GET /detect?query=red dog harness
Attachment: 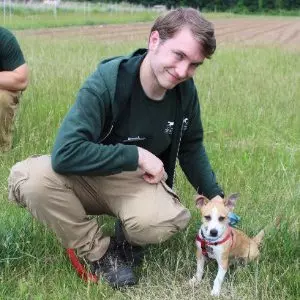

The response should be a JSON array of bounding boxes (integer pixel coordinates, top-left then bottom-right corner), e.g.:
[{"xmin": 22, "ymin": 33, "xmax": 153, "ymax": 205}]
[{"xmin": 196, "ymin": 228, "xmax": 233, "ymax": 257}]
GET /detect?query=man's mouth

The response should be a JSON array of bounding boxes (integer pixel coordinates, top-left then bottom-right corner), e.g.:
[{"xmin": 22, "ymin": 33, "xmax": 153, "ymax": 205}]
[{"xmin": 166, "ymin": 70, "xmax": 181, "ymax": 83}]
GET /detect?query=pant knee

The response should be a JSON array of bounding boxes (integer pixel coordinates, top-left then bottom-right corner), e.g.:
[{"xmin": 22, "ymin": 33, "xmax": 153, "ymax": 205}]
[
  {"xmin": 124, "ymin": 222, "xmax": 180, "ymax": 246},
  {"xmin": 8, "ymin": 156, "xmax": 54, "ymax": 210},
  {"xmin": 22, "ymin": 178, "xmax": 49, "ymax": 211},
  {"xmin": 174, "ymin": 208, "xmax": 191, "ymax": 230},
  {"xmin": 123, "ymin": 209, "xmax": 191, "ymax": 245},
  {"xmin": 123, "ymin": 221, "xmax": 166, "ymax": 245}
]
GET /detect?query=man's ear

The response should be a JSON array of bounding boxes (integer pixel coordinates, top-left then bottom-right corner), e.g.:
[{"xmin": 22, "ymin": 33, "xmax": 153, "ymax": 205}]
[
  {"xmin": 224, "ymin": 193, "xmax": 239, "ymax": 210},
  {"xmin": 148, "ymin": 30, "xmax": 160, "ymax": 51},
  {"xmin": 195, "ymin": 194, "xmax": 209, "ymax": 208}
]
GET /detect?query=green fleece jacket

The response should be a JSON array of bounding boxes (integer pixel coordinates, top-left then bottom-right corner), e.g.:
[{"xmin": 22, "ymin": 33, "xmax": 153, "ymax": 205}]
[
  {"xmin": 0, "ymin": 27, "xmax": 25, "ymax": 71},
  {"xmin": 52, "ymin": 49, "xmax": 223, "ymax": 198}
]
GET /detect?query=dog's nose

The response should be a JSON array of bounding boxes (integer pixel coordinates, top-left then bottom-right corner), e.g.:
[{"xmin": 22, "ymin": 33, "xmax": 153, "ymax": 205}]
[{"xmin": 210, "ymin": 229, "xmax": 218, "ymax": 237}]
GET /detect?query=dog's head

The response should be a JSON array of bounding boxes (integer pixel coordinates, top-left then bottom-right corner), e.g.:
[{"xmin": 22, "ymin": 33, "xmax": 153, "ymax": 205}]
[{"xmin": 196, "ymin": 194, "xmax": 239, "ymax": 240}]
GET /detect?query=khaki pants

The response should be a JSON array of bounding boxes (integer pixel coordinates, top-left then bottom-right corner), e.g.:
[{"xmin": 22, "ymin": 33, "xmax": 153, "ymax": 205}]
[
  {"xmin": 8, "ymin": 155, "xmax": 191, "ymax": 262},
  {"xmin": 0, "ymin": 89, "xmax": 20, "ymax": 152}
]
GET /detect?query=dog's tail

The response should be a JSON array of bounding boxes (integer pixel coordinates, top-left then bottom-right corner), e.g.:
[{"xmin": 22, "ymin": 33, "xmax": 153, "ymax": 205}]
[
  {"xmin": 252, "ymin": 229, "xmax": 265, "ymax": 245},
  {"xmin": 252, "ymin": 216, "xmax": 281, "ymax": 245}
]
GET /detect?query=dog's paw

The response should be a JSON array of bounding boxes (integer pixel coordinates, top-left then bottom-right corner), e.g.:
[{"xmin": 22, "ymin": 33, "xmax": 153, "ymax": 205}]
[
  {"xmin": 211, "ymin": 288, "xmax": 221, "ymax": 297},
  {"xmin": 189, "ymin": 276, "xmax": 201, "ymax": 286}
]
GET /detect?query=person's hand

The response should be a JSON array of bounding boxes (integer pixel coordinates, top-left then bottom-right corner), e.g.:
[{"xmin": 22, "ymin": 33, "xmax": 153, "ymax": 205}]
[{"xmin": 137, "ymin": 147, "xmax": 165, "ymax": 184}]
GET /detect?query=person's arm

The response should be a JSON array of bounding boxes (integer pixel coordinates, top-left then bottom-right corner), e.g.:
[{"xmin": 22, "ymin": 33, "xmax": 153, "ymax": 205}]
[
  {"xmin": 52, "ymin": 83, "xmax": 165, "ymax": 181},
  {"xmin": 178, "ymin": 87, "xmax": 224, "ymax": 199},
  {"xmin": 0, "ymin": 63, "xmax": 29, "ymax": 91},
  {"xmin": 51, "ymin": 81, "xmax": 140, "ymax": 176}
]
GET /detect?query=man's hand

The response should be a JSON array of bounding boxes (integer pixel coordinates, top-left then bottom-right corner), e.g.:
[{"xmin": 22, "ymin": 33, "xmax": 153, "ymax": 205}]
[
  {"xmin": 0, "ymin": 64, "xmax": 29, "ymax": 91},
  {"xmin": 137, "ymin": 147, "xmax": 165, "ymax": 184}
]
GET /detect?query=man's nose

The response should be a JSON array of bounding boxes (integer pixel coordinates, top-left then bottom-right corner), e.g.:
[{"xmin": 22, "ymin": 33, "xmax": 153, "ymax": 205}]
[{"xmin": 176, "ymin": 62, "xmax": 189, "ymax": 79}]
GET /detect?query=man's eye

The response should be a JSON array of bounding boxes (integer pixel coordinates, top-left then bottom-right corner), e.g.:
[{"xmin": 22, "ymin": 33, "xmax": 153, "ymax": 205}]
[
  {"xmin": 191, "ymin": 63, "xmax": 200, "ymax": 69},
  {"xmin": 175, "ymin": 52, "xmax": 183, "ymax": 60},
  {"xmin": 219, "ymin": 216, "xmax": 225, "ymax": 222},
  {"xmin": 204, "ymin": 215, "xmax": 211, "ymax": 221}
]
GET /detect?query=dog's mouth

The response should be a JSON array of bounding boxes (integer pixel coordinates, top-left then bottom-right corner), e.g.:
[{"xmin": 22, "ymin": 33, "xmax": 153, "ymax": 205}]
[
  {"xmin": 202, "ymin": 224, "xmax": 231, "ymax": 241},
  {"xmin": 201, "ymin": 228, "xmax": 221, "ymax": 241}
]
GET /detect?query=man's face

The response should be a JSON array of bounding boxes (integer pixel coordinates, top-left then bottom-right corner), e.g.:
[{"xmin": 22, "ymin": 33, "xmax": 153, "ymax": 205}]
[{"xmin": 148, "ymin": 27, "xmax": 205, "ymax": 90}]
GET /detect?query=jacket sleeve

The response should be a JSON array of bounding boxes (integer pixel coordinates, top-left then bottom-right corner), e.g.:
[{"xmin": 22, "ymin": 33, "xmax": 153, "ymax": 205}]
[
  {"xmin": 51, "ymin": 76, "xmax": 138, "ymax": 176},
  {"xmin": 178, "ymin": 87, "xmax": 224, "ymax": 199},
  {"xmin": 2, "ymin": 31, "xmax": 26, "ymax": 70}
]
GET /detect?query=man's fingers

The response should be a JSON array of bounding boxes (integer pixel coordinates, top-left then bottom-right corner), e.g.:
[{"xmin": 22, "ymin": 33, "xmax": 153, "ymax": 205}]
[
  {"xmin": 142, "ymin": 174, "xmax": 156, "ymax": 184},
  {"xmin": 143, "ymin": 169, "xmax": 164, "ymax": 184},
  {"xmin": 142, "ymin": 174, "xmax": 154, "ymax": 184}
]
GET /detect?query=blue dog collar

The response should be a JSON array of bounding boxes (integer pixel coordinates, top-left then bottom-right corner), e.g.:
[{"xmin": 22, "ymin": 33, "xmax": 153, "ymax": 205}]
[{"xmin": 228, "ymin": 212, "xmax": 241, "ymax": 227}]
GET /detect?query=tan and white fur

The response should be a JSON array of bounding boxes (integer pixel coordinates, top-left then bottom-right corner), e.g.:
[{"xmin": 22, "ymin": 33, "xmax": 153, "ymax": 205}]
[{"xmin": 189, "ymin": 194, "xmax": 264, "ymax": 297}]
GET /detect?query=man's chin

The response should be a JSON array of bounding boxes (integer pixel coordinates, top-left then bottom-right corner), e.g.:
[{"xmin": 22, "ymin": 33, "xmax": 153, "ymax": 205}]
[{"xmin": 160, "ymin": 80, "xmax": 179, "ymax": 90}]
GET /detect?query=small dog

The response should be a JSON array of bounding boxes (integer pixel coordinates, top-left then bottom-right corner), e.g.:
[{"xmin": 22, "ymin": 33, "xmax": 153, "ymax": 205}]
[{"xmin": 189, "ymin": 194, "xmax": 264, "ymax": 296}]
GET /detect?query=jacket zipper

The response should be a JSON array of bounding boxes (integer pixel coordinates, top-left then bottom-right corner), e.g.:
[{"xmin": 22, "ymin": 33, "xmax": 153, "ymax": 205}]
[
  {"xmin": 170, "ymin": 119, "xmax": 185, "ymax": 189},
  {"xmin": 100, "ymin": 124, "xmax": 114, "ymax": 143}
]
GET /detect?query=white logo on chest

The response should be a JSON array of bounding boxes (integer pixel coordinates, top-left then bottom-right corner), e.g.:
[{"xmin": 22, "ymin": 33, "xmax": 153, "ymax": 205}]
[
  {"xmin": 183, "ymin": 118, "xmax": 189, "ymax": 130},
  {"xmin": 164, "ymin": 121, "xmax": 174, "ymax": 134}
]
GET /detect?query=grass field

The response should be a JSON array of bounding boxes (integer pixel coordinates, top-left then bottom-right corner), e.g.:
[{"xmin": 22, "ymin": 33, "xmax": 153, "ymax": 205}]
[
  {"xmin": 0, "ymin": 1, "xmax": 162, "ymax": 29},
  {"xmin": 0, "ymin": 10, "xmax": 160, "ymax": 30},
  {"xmin": 0, "ymin": 14, "xmax": 299, "ymax": 300},
  {"xmin": 2, "ymin": 3, "xmax": 298, "ymax": 30}
]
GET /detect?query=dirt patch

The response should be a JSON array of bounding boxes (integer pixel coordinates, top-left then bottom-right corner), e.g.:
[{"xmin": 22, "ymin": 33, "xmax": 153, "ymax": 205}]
[
  {"xmin": 18, "ymin": 18, "xmax": 300, "ymax": 50},
  {"xmin": 214, "ymin": 18, "xmax": 300, "ymax": 50}
]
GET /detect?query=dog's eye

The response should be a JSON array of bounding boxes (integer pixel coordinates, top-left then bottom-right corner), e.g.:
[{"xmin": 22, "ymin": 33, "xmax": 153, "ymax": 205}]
[
  {"xmin": 219, "ymin": 216, "xmax": 225, "ymax": 222},
  {"xmin": 204, "ymin": 215, "xmax": 211, "ymax": 221}
]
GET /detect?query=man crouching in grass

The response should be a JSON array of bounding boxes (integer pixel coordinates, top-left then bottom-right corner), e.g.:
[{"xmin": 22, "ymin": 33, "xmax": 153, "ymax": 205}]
[
  {"xmin": 0, "ymin": 27, "xmax": 29, "ymax": 151},
  {"xmin": 8, "ymin": 8, "xmax": 224, "ymax": 288}
]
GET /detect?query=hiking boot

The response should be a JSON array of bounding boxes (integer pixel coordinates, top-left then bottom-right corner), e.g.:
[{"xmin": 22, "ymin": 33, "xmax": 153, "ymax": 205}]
[
  {"xmin": 115, "ymin": 219, "xmax": 146, "ymax": 267},
  {"xmin": 91, "ymin": 238, "xmax": 136, "ymax": 288}
]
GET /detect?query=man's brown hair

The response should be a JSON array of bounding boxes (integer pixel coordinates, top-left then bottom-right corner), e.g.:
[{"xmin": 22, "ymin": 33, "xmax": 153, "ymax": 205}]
[{"xmin": 150, "ymin": 8, "xmax": 216, "ymax": 59}]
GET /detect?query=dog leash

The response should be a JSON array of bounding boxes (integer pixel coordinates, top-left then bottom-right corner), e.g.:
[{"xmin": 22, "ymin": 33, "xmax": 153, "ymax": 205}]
[{"xmin": 66, "ymin": 249, "xmax": 98, "ymax": 283}]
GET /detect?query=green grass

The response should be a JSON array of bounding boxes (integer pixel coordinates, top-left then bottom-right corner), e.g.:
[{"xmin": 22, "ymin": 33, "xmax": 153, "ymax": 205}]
[
  {"xmin": 0, "ymin": 26, "xmax": 299, "ymax": 299},
  {"xmin": 2, "ymin": 7, "xmax": 298, "ymax": 30},
  {"xmin": 0, "ymin": 10, "xmax": 159, "ymax": 30}
]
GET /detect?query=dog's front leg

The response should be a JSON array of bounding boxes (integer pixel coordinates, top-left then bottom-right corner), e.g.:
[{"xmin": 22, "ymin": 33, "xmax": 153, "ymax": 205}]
[
  {"xmin": 211, "ymin": 258, "xmax": 228, "ymax": 297},
  {"xmin": 189, "ymin": 249, "xmax": 205, "ymax": 285}
]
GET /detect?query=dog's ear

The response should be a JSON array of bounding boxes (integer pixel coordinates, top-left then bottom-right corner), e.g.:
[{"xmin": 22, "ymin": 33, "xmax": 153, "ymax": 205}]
[
  {"xmin": 195, "ymin": 194, "xmax": 209, "ymax": 208},
  {"xmin": 224, "ymin": 193, "xmax": 239, "ymax": 210}
]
